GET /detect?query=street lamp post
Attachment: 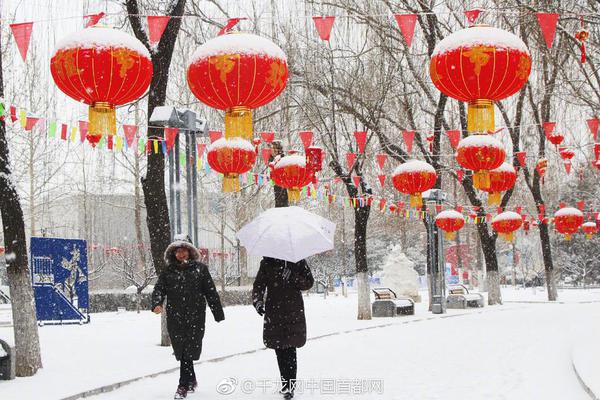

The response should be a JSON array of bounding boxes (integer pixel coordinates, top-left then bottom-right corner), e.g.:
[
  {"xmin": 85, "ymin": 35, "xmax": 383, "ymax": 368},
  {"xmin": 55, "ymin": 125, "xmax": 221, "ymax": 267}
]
[
  {"xmin": 423, "ymin": 189, "xmax": 447, "ymax": 314},
  {"xmin": 149, "ymin": 106, "xmax": 208, "ymax": 246}
]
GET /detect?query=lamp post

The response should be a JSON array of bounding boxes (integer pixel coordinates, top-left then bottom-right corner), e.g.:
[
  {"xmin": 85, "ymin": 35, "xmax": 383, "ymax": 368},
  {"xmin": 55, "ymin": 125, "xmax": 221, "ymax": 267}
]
[
  {"xmin": 423, "ymin": 189, "xmax": 447, "ymax": 314},
  {"xmin": 149, "ymin": 106, "xmax": 208, "ymax": 246}
]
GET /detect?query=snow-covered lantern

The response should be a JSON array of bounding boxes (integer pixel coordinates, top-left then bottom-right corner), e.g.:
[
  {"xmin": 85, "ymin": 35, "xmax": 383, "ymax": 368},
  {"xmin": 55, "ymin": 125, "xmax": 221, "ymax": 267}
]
[
  {"xmin": 50, "ymin": 27, "xmax": 153, "ymax": 146},
  {"xmin": 430, "ymin": 26, "xmax": 531, "ymax": 133},
  {"xmin": 582, "ymin": 221, "xmax": 598, "ymax": 239},
  {"xmin": 491, "ymin": 211, "xmax": 522, "ymax": 242},
  {"xmin": 270, "ymin": 154, "xmax": 315, "ymax": 203},
  {"xmin": 456, "ymin": 134, "xmax": 506, "ymax": 190},
  {"xmin": 435, "ymin": 210, "xmax": 465, "ymax": 240},
  {"xmin": 207, "ymin": 137, "xmax": 257, "ymax": 192},
  {"xmin": 481, "ymin": 162, "xmax": 517, "ymax": 205},
  {"xmin": 391, "ymin": 160, "xmax": 438, "ymax": 208},
  {"xmin": 554, "ymin": 207, "xmax": 584, "ymax": 241}
]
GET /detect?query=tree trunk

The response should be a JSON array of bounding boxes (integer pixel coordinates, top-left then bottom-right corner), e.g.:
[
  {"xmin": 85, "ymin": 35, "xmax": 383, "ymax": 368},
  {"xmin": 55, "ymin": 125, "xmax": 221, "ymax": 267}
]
[
  {"xmin": 539, "ymin": 223, "xmax": 558, "ymax": 301},
  {"xmin": 477, "ymin": 224, "xmax": 502, "ymax": 305},
  {"xmin": 354, "ymin": 205, "xmax": 371, "ymax": 320},
  {"xmin": 126, "ymin": 0, "xmax": 186, "ymax": 347},
  {"xmin": 0, "ymin": 12, "xmax": 42, "ymax": 377}
]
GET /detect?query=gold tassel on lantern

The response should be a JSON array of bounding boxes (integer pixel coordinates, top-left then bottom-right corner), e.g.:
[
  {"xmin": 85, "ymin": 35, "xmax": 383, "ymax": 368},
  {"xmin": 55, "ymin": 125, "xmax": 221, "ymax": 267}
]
[
  {"xmin": 467, "ymin": 99, "xmax": 494, "ymax": 133},
  {"xmin": 225, "ymin": 106, "xmax": 252, "ymax": 140},
  {"xmin": 444, "ymin": 231, "xmax": 456, "ymax": 241},
  {"xmin": 564, "ymin": 234, "xmax": 572, "ymax": 241},
  {"xmin": 409, "ymin": 193, "xmax": 423, "ymax": 208},
  {"xmin": 586, "ymin": 234, "xmax": 592, "ymax": 240},
  {"xmin": 473, "ymin": 170, "xmax": 491, "ymax": 190},
  {"xmin": 287, "ymin": 188, "xmax": 301, "ymax": 203},
  {"xmin": 488, "ymin": 191, "xmax": 501, "ymax": 206},
  {"xmin": 222, "ymin": 174, "xmax": 241, "ymax": 192},
  {"xmin": 89, "ymin": 102, "xmax": 116, "ymax": 137},
  {"xmin": 500, "ymin": 232, "xmax": 514, "ymax": 242}
]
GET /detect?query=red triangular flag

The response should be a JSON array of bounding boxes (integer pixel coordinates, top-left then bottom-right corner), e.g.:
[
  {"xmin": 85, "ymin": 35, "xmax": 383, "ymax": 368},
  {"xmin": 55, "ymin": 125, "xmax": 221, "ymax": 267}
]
[
  {"xmin": 497, "ymin": 207, "xmax": 504, "ymax": 214},
  {"xmin": 536, "ymin": 13, "xmax": 559, "ymax": 49},
  {"xmin": 107, "ymin": 135, "xmax": 114, "ymax": 150},
  {"xmin": 312, "ymin": 16, "xmax": 335, "ymax": 41},
  {"xmin": 542, "ymin": 121, "xmax": 555, "ymax": 138},
  {"xmin": 10, "ymin": 106, "xmax": 17, "ymax": 122},
  {"xmin": 402, "ymin": 130, "xmax": 415, "ymax": 153},
  {"xmin": 123, "ymin": 124, "xmax": 138, "ymax": 147},
  {"xmin": 559, "ymin": 201, "xmax": 566, "ymax": 208},
  {"xmin": 516, "ymin": 206, "xmax": 523, "ymax": 215},
  {"xmin": 197, "ymin": 143, "xmax": 207, "ymax": 157},
  {"xmin": 78, "ymin": 120, "xmax": 88, "ymax": 141},
  {"xmin": 346, "ymin": 152, "xmax": 357, "ymax": 171},
  {"xmin": 354, "ymin": 131, "xmax": 367, "ymax": 154},
  {"xmin": 61, "ymin": 124, "xmax": 68, "ymax": 140},
  {"xmin": 84, "ymin": 12, "xmax": 105, "ymax": 28},
  {"xmin": 261, "ymin": 148, "xmax": 272, "ymax": 165},
  {"xmin": 260, "ymin": 132, "xmax": 275, "ymax": 143},
  {"xmin": 577, "ymin": 200, "xmax": 585, "ymax": 211},
  {"xmin": 209, "ymin": 130, "xmax": 222, "ymax": 143},
  {"xmin": 594, "ymin": 143, "xmax": 600, "ymax": 161},
  {"xmin": 378, "ymin": 174, "xmax": 386, "ymax": 188},
  {"xmin": 446, "ymin": 130, "xmax": 461, "ymax": 149},
  {"xmin": 148, "ymin": 16, "xmax": 170, "ymax": 45},
  {"xmin": 165, "ymin": 127, "xmax": 179, "ymax": 152},
  {"xmin": 456, "ymin": 205, "xmax": 463, "ymax": 213},
  {"xmin": 10, "ymin": 22, "xmax": 34, "ymax": 62},
  {"xmin": 25, "ymin": 117, "xmax": 40, "ymax": 131},
  {"xmin": 376, "ymin": 153, "xmax": 387, "ymax": 170},
  {"xmin": 564, "ymin": 161, "xmax": 572, "ymax": 174},
  {"xmin": 516, "ymin": 151, "xmax": 527, "ymax": 168},
  {"xmin": 456, "ymin": 169, "xmax": 464, "ymax": 182},
  {"xmin": 218, "ymin": 18, "xmax": 245, "ymax": 36},
  {"xmin": 587, "ymin": 118, "xmax": 599, "ymax": 141},
  {"xmin": 394, "ymin": 14, "xmax": 417, "ymax": 48},
  {"xmin": 352, "ymin": 175, "xmax": 361, "ymax": 189},
  {"xmin": 464, "ymin": 9, "xmax": 481, "ymax": 25},
  {"xmin": 299, "ymin": 131, "xmax": 313, "ymax": 149}
]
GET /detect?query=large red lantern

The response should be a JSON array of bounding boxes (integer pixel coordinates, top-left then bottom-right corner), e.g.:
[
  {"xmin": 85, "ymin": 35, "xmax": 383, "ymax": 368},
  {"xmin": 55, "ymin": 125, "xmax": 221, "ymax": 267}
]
[
  {"xmin": 50, "ymin": 27, "xmax": 153, "ymax": 145},
  {"xmin": 554, "ymin": 207, "xmax": 584, "ymax": 241},
  {"xmin": 187, "ymin": 33, "xmax": 288, "ymax": 141},
  {"xmin": 481, "ymin": 162, "xmax": 517, "ymax": 205},
  {"xmin": 392, "ymin": 160, "xmax": 437, "ymax": 208},
  {"xmin": 456, "ymin": 134, "xmax": 506, "ymax": 190},
  {"xmin": 582, "ymin": 221, "xmax": 598, "ymax": 239},
  {"xmin": 491, "ymin": 211, "xmax": 522, "ymax": 242},
  {"xmin": 207, "ymin": 138, "xmax": 256, "ymax": 192},
  {"xmin": 270, "ymin": 154, "xmax": 315, "ymax": 203},
  {"xmin": 435, "ymin": 210, "xmax": 465, "ymax": 240},
  {"xmin": 430, "ymin": 26, "xmax": 531, "ymax": 133}
]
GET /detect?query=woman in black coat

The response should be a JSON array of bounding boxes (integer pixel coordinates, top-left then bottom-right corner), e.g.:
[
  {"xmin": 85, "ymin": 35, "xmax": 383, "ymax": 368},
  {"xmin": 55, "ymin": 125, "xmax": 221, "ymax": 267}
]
[
  {"xmin": 252, "ymin": 257, "xmax": 314, "ymax": 399},
  {"xmin": 152, "ymin": 239, "xmax": 224, "ymax": 399}
]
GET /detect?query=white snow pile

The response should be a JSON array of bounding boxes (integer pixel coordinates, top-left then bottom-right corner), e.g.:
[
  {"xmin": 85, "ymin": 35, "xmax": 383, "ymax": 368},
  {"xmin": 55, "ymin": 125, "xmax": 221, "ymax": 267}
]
[
  {"xmin": 457, "ymin": 134, "xmax": 505, "ymax": 150},
  {"xmin": 554, "ymin": 207, "xmax": 583, "ymax": 218},
  {"xmin": 492, "ymin": 211, "xmax": 522, "ymax": 223},
  {"xmin": 491, "ymin": 162, "xmax": 516, "ymax": 173},
  {"xmin": 189, "ymin": 33, "xmax": 287, "ymax": 63},
  {"xmin": 432, "ymin": 26, "xmax": 530, "ymax": 56},
  {"xmin": 392, "ymin": 159, "xmax": 436, "ymax": 176},
  {"xmin": 208, "ymin": 137, "xmax": 255, "ymax": 152},
  {"xmin": 379, "ymin": 245, "xmax": 420, "ymax": 301},
  {"xmin": 274, "ymin": 154, "xmax": 306, "ymax": 169},
  {"xmin": 435, "ymin": 209, "xmax": 465, "ymax": 221},
  {"xmin": 54, "ymin": 27, "xmax": 150, "ymax": 57}
]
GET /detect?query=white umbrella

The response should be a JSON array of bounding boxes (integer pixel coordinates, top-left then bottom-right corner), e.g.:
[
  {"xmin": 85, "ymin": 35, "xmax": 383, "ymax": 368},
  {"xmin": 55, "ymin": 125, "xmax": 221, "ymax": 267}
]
[{"xmin": 236, "ymin": 206, "xmax": 336, "ymax": 263}]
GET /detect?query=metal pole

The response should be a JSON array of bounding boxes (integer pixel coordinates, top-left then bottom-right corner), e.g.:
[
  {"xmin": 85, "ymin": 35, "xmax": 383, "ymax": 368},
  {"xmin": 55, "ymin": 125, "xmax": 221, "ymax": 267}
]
[
  {"xmin": 175, "ymin": 134, "xmax": 182, "ymax": 235},
  {"xmin": 168, "ymin": 147, "xmax": 175, "ymax": 242},
  {"xmin": 185, "ymin": 131, "xmax": 193, "ymax": 240},
  {"xmin": 191, "ymin": 131, "xmax": 199, "ymax": 247}
]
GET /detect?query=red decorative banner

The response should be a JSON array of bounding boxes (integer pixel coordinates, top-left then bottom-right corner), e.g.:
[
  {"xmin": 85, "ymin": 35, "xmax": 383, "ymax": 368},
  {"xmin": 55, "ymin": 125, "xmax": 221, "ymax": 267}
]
[
  {"xmin": 564, "ymin": 161, "xmax": 572, "ymax": 174},
  {"xmin": 464, "ymin": 9, "xmax": 481, "ymax": 25},
  {"xmin": 123, "ymin": 124, "xmax": 139, "ymax": 147},
  {"xmin": 197, "ymin": 143, "xmax": 206, "ymax": 157},
  {"xmin": 456, "ymin": 169, "xmax": 464, "ymax": 182},
  {"xmin": 376, "ymin": 153, "xmax": 387, "ymax": 170},
  {"xmin": 516, "ymin": 151, "xmax": 527, "ymax": 168},
  {"xmin": 379, "ymin": 198, "xmax": 387, "ymax": 212},
  {"xmin": 595, "ymin": 143, "xmax": 600, "ymax": 161},
  {"xmin": 165, "ymin": 127, "xmax": 179, "ymax": 152},
  {"xmin": 536, "ymin": 13, "xmax": 559, "ymax": 49},
  {"xmin": 78, "ymin": 120, "xmax": 88, "ymax": 142},
  {"xmin": 299, "ymin": 131, "xmax": 313, "ymax": 149},
  {"xmin": 587, "ymin": 118, "xmax": 599, "ymax": 141},
  {"xmin": 10, "ymin": 22, "xmax": 34, "ymax": 61},
  {"xmin": 312, "ymin": 16, "xmax": 335, "ymax": 41},
  {"xmin": 354, "ymin": 131, "xmax": 367, "ymax": 153},
  {"xmin": 218, "ymin": 17, "xmax": 245, "ymax": 36},
  {"xmin": 346, "ymin": 152, "xmax": 357, "ymax": 171},
  {"xmin": 10, "ymin": 106, "xmax": 17, "ymax": 122},
  {"xmin": 25, "ymin": 117, "xmax": 40, "ymax": 131},
  {"xmin": 446, "ymin": 129, "xmax": 460, "ymax": 149},
  {"xmin": 61, "ymin": 123, "xmax": 68, "ymax": 140},
  {"xmin": 542, "ymin": 121, "xmax": 555, "ymax": 138},
  {"xmin": 84, "ymin": 12, "xmax": 105, "ymax": 28},
  {"xmin": 394, "ymin": 14, "xmax": 417, "ymax": 48},
  {"xmin": 352, "ymin": 175, "xmax": 361, "ymax": 189},
  {"xmin": 577, "ymin": 200, "xmax": 585, "ymax": 211},
  {"xmin": 402, "ymin": 130, "xmax": 415, "ymax": 153},
  {"xmin": 378, "ymin": 174, "xmax": 386, "ymax": 188},
  {"xmin": 261, "ymin": 148, "xmax": 272, "ymax": 165},
  {"xmin": 209, "ymin": 130, "xmax": 222, "ymax": 143},
  {"xmin": 260, "ymin": 132, "xmax": 275, "ymax": 143},
  {"xmin": 148, "ymin": 16, "xmax": 170, "ymax": 45}
]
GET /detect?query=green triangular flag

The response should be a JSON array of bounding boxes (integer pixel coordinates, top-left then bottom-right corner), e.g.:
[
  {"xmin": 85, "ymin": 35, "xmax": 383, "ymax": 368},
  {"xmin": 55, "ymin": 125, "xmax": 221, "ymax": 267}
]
[
  {"xmin": 98, "ymin": 135, "xmax": 106, "ymax": 149},
  {"xmin": 0, "ymin": 103, "xmax": 5, "ymax": 118},
  {"xmin": 179, "ymin": 153, "xmax": 186, "ymax": 167}
]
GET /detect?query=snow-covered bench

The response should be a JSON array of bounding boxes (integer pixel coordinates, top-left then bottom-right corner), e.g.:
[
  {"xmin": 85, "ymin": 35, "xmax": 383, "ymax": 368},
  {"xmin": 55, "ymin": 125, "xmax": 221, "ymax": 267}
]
[
  {"xmin": 371, "ymin": 288, "xmax": 415, "ymax": 317},
  {"xmin": 446, "ymin": 285, "xmax": 484, "ymax": 309}
]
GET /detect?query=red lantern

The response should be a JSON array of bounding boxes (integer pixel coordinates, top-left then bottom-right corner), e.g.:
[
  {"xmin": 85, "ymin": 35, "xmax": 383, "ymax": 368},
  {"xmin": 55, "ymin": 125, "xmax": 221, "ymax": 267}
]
[
  {"xmin": 548, "ymin": 133, "xmax": 564, "ymax": 147},
  {"xmin": 456, "ymin": 134, "xmax": 506, "ymax": 189},
  {"xmin": 554, "ymin": 207, "xmax": 584, "ymax": 241},
  {"xmin": 392, "ymin": 160, "xmax": 437, "ymax": 208},
  {"xmin": 187, "ymin": 33, "xmax": 288, "ymax": 141},
  {"xmin": 559, "ymin": 148, "xmax": 575, "ymax": 160},
  {"xmin": 582, "ymin": 221, "xmax": 597, "ymax": 239},
  {"xmin": 435, "ymin": 210, "xmax": 465, "ymax": 240},
  {"xmin": 207, "ymin": 138, "xmax": 256, "ymax": 192},
  {"xmin": 430, "ymin": 26, "xmax": 531, "ymax": 133},
  {"xmin": 491, "ymin": 211, "xmax": 522, "ymax": 242},
  {"xmin": 270, "ymin": 154, "xmax": 315, "ymax": 203},
  {"xmin": 481, "ymin": 163, "xmax": 517, "ymax": 205},
  {"xmin": 50, "ymin": 27, "xmax": 153, "ymax": 144}
]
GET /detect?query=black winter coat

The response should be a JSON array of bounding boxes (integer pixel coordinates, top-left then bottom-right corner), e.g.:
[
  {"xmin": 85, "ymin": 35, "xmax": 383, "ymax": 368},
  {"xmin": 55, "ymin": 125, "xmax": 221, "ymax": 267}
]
[
  {"xmin": 252, "ymin": 257, "xmax": 314, "ymax": 349},
  {"xmin": 152, "ymin": 241, "xmax": 224, "ymax": 361}
]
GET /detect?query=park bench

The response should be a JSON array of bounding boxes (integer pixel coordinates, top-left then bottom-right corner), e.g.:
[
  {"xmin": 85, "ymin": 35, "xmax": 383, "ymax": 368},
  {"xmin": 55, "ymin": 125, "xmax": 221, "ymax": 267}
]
[
  {"xmin": 371, "ymin": 287, "xmax": 415, "ymax": 317},
  {"xmin": 446, "ymin": 285, "xmax": 484, "ymax": 309}
]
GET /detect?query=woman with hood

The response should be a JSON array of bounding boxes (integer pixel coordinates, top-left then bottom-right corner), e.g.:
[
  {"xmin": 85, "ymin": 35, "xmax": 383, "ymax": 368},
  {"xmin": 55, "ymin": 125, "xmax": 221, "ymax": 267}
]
[
  {"xmin": 252, "ymin": 257, "xmax": 314, "ymax": 399},
  {"xmin": 152, "ymin": 238, "xmax": 224, "ymax": 399}
]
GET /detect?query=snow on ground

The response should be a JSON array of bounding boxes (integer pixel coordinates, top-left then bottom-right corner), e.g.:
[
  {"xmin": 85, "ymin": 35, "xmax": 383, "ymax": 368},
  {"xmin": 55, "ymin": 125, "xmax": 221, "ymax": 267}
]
[{"xmin": 0, "ymin": 288, "xmax": 598, "ymax": 400}]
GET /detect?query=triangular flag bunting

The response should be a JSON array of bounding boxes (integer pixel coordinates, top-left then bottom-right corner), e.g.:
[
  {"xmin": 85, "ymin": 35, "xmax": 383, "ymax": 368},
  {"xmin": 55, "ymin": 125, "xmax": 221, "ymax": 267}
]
[
  {"xmin": 464, "ymin": 9, "xmax": 481, "ymax": 25},
  {"xmin": 346, "ymin": 152, "xmax": 357, "ymax": 171},
  {"xmin": 123, "ymin": 124, "xmax": 139, "ymax": 147},
  {"xmin": 25, "ymin": 117, "xmax": 40, "ymax": 131},
  {"xmin": 376, "ymin": 153, "xmax": 387, "ymax": 170},
  {"xmin": 165, "ymin": 127, "xmax": 179, "ymax": 152},
  {"xmin": 542, "ymin": 121, "xmax": 555, "ymax": 138},
  {"xmin": 84, "ymin": 12, "xmax": 105, "ymax": 28},
  {"xmin": 197, "ymin": 143, "xmax": 207, "ymax": 158},
  {"xmin": 456, "ymin": 169, "xmax": 464, "ymax": 182},
  {"xmin": 209, "ymin": 130, "xmax": 222, "ymax": 143},
  {"xmin": 148, "ymin": 16, "xmax": 170, "ymax": 45},
  {"xmin": 577, "ymin": 200, "xmax": 585, "ymax": 211},
  {"xmin": 516, "ymin": 151, "xmax": 527, "ymax": 168},
  {"xmin": 10, "ymin": 22, "xmax": 33, "ymax": 62},
  {"xmin": 594, "ymin": 143, "xmax": 600, "ymax": 161},
  {"xmin": 299, "ymin": 131, "xmax": 313, "ymax": 149},
  {"xmin": 446, "ymin": 129, "xmax": 461, "ymax": 149},
  {"xmin": 261, "ymin": 148, "xmax": 272, "ymax": 165},
  {"xmin": 394, "ymin": 14, "xmax": 417, "ymax": 48},
  {"xmin": 378, "ymin": 174, "xmax": 386, "ymax": 188},
  {"xmin": 564, "ymin": 161, "xmax": 572, "ymax": 174},
  {"xmin": 312, "ymin": 16, "xmax": 335, "ymax": 41},
  {"xmin": 352, "ymin": 175, "xmax": 361, "ymax": 189},
  {"xmin": 587, "ymin": 118, "xmax": 599, "ymax": 141},
  {"xmin": 260, "ymin": 132, "xmax": 275, "ymax": 143},
  {"xmin": 402, "ymin": 130, "xmax": 415, "ymax": 153},
  {"xmin": 218, "ymin": 18, "xmax": 245, "ymax": 36},
  {"xmin": 354, "ymin": 131, "xmax": 367, "ymax": 153},
  {"xmin": 78, "ymin": 121, "xmax": 88, "ymax": 142},
  {"xmin": 10, "ymin": 106, "xmax": 17, "ymax": 123},
  {"xmin": 536, "ymin": 13, "xmax": 559, "ymax": 49}
]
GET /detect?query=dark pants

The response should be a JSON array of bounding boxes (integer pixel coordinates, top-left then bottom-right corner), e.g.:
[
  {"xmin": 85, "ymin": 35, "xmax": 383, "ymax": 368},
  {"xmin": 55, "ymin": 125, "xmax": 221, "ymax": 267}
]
[
  {"xmin": 179, "ymin": 359, "xmax": 196, "ymax": 387},
  {"xmin": 275, "ymin": 347, "xmax": 297, "ymax": 391}
]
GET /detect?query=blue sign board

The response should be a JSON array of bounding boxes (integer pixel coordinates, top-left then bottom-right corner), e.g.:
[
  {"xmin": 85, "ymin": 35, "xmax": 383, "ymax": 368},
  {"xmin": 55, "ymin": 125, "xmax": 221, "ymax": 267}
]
[{"xmin": 30, "ymin": 237, "xmax": 90, "ymax": 325}]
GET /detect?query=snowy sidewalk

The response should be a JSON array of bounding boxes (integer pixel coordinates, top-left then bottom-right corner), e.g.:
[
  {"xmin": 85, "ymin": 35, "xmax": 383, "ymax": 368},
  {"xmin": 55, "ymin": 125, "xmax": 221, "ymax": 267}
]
[{"xmin": 572, "ymin": 321, "xmax": 600, "ymax": 400}]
